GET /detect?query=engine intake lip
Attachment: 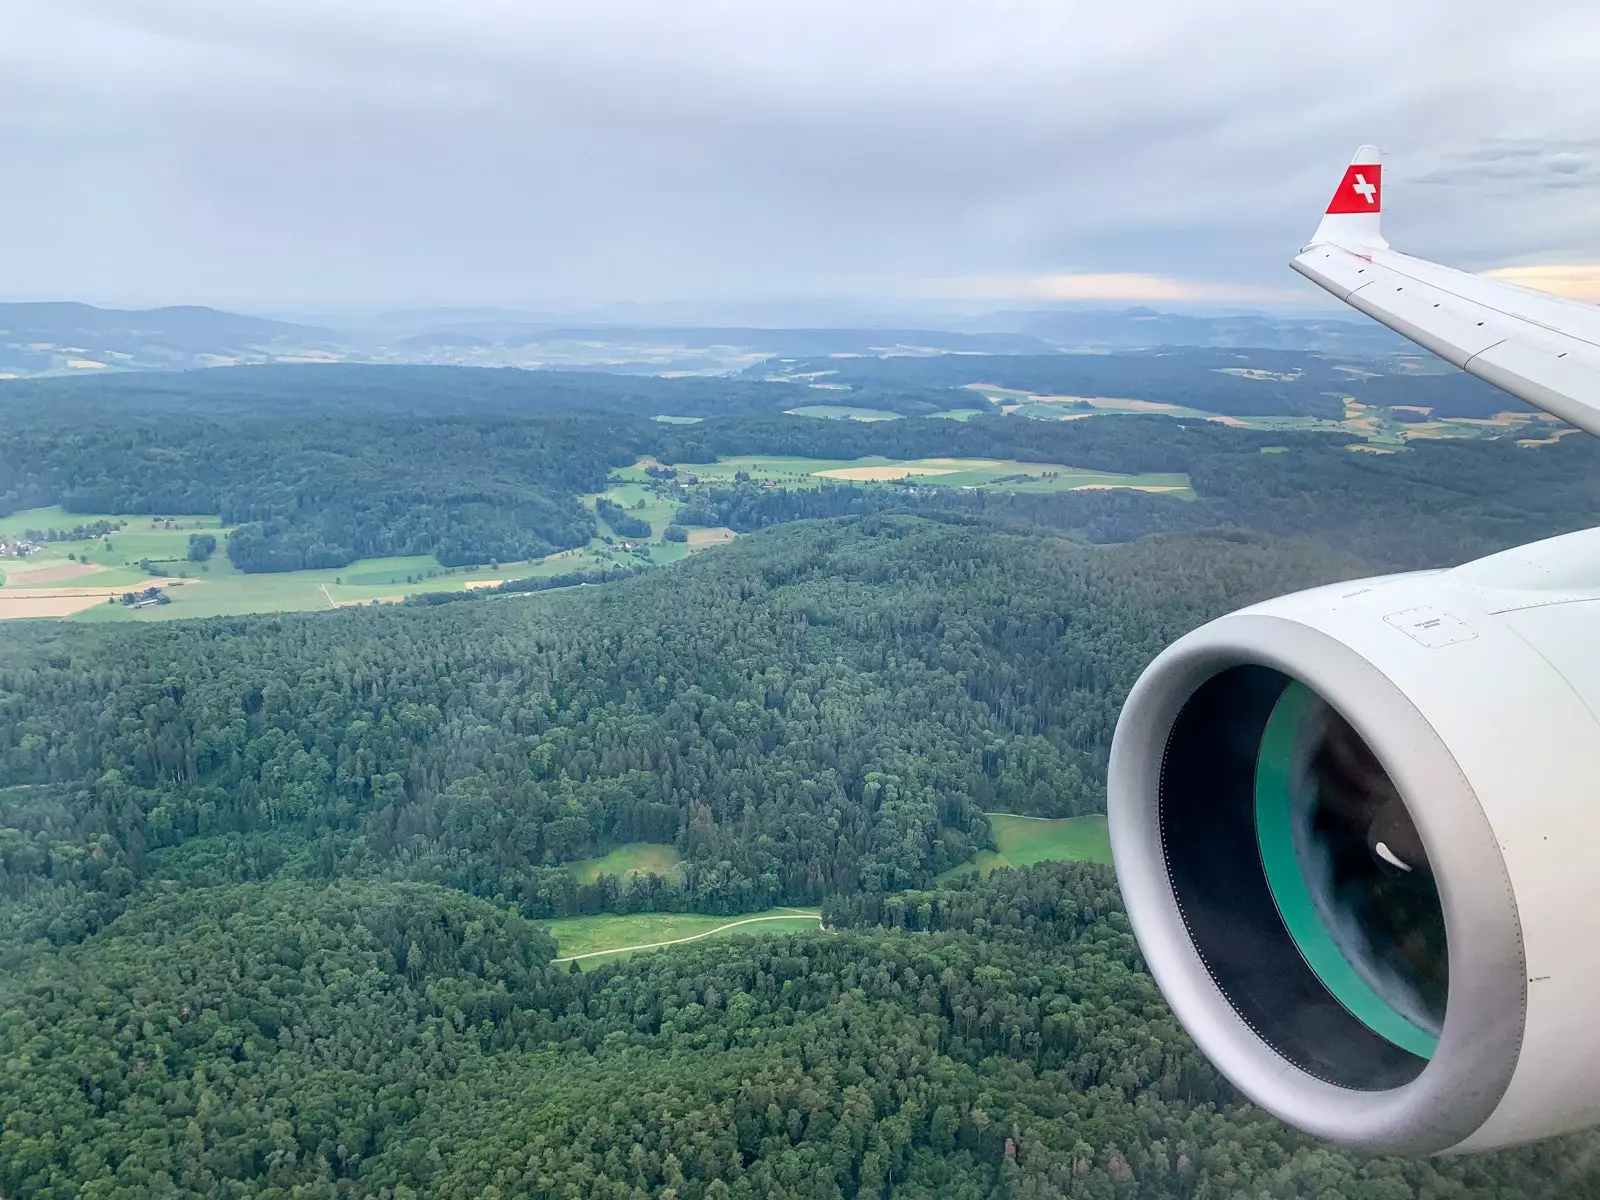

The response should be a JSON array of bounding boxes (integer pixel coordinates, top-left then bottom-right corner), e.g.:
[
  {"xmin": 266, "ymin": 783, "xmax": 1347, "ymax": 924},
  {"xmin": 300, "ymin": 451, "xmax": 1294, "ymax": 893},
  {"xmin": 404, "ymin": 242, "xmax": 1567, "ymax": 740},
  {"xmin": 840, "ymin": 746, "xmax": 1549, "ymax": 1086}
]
[{"xmin": 1109, "ymin": 613, "xmax": 1526, "ymax": 1155}]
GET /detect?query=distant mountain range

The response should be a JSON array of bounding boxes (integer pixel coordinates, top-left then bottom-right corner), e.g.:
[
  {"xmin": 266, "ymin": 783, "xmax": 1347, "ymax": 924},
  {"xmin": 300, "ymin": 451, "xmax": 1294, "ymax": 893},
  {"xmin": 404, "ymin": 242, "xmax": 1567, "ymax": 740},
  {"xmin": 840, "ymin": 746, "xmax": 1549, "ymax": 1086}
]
[
  {"xmin": 0, "ymin": 302, "xmax": 342, "ymax": 377},
  {"xmin": 0, "ymin": 299, "xmax": 1405, "ymax": 380}
]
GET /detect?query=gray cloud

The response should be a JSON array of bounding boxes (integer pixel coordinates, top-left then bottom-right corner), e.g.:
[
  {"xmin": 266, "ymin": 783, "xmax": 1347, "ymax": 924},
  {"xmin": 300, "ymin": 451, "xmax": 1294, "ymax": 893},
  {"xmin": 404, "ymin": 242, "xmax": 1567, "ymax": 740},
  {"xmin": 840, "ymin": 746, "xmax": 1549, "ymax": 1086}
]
[{"xmin": 1, "ymin": 0, "xmax": 1596, "ymax": 312}]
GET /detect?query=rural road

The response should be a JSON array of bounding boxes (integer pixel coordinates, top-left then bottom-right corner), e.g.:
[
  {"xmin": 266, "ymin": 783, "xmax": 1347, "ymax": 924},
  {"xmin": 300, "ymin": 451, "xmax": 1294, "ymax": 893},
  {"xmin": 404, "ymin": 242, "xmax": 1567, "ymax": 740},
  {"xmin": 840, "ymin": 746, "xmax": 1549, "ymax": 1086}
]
[{"xmin": 553, "ymin": 909, "xmax": 823, "ymax": 963}]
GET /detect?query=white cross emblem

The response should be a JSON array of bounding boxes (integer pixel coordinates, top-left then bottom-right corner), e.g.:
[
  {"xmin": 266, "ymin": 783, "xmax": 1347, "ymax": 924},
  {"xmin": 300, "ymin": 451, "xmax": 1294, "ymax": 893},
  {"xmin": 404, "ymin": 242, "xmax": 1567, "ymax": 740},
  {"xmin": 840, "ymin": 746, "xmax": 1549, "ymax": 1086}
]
[{"xmin": 1352, "ymin": 173, "xmax": 1377, "ymax": 205}]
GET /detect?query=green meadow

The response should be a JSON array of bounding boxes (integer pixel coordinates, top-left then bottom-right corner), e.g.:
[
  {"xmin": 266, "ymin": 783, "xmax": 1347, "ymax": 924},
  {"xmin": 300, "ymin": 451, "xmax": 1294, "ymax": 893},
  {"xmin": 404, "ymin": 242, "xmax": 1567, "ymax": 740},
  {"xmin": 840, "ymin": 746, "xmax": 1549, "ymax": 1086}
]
[
  {"xmin": 542, "ymin": 908, "xmax": 824, "ymax": 970},
  {"xmin": 0, "ymin": 477, "xmax": 736, "ymax": 621},
  {"xmin": 937, "ymin": 812, "xmax": 1113, "ymax": 882},
  {"xmin": 673, "ymin": 455, "xmax": 1191, "ymax": 496},
  {"xmin": 0, "ymin": 506, "xmax": 662, "ymax": 623},
  {"xmin": 566, "ymin": 843, "xmax": 684, "ymax": 886}
]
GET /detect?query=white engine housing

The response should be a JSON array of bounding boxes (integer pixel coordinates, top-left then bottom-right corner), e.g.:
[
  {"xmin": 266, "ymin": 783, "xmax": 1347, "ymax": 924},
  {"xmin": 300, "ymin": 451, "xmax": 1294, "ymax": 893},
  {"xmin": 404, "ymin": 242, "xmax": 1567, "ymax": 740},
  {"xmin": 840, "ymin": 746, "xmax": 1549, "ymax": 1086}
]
[{"xmin": 1109, "ymin": 526, "xmax": 1600, "ymax": 1154}]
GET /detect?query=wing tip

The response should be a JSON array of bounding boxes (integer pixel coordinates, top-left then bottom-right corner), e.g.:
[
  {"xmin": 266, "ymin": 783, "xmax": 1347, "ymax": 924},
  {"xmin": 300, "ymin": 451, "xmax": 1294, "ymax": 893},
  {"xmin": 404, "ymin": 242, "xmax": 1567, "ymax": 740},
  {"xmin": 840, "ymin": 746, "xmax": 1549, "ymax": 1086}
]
[{"xmin": 1308, "ymin": 145, "xmax": 1387, "ymax": 249}]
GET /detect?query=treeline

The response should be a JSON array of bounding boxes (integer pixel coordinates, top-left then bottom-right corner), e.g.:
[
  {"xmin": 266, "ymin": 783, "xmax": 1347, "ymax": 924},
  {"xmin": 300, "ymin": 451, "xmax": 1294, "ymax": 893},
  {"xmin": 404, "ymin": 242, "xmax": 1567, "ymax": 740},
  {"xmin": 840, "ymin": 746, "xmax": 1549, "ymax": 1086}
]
[
  {"xmin": 0, "ymin": 415, "xmax": 641, "ymax": 571},
  {"xmin": 0, "ymin": 363, "xmax": 817, "ymax": 422},
  {"xmin": 765, "ymin": 347, "xmax": 1530, "ymax": 419},
  {"xmin": 0, "ymin": 351, "xmax": 1525, "ymax": 424},
  {"xmin": 403, "ymin": 563, "xmax": 646, "ymax": 605},
  {"xmin": 6, "ymin": 392, "xmax": 1599, "ymax": 575},
  {"xmin": 0, "ymin": 518, "xmax": 1366, "ymax": 942},
  {"xmin": 0, "ymin": 864, "xmax": 1593, "ymax": 1196},
  {"xmin": 596, "ymin": 495, "xmax": 653, "ymax": 538},
  {"xmin": 658, "ymin": 422, "xmax": 1600, "ymax": 571}
]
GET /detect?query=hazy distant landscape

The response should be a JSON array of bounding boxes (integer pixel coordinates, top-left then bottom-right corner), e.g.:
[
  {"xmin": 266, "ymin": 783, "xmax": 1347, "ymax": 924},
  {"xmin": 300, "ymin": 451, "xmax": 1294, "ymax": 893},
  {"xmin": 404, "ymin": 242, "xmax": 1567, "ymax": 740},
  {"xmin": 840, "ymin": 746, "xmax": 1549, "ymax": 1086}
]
[{"xmin": 0, "ymin": 298, "xmax": 1410, "ymax": 381}]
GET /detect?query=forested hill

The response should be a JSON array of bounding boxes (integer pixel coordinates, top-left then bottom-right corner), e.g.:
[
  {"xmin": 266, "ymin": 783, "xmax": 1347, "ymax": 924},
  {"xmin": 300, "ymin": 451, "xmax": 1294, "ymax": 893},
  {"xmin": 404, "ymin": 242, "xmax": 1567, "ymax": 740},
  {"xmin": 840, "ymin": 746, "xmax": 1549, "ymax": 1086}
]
[
  {"xmin": 8, "ymin": 407, "xmax": 1600, "ymax": 574},
  {"xmin": 4, "ymin": 516, "xmax": 1599, "ymax": 1194},
  {"xmin": 2, "ymin": 864, "xmax": 1595, "ymax": 1196},
  {"xmin": 0, "ymin": 517, "xmax": 1367, "ymax": 937},
  {"xmin": 0, "ymin": 364, "xmax": 847, "ymax": 421},
  {"xmin": 0, "ymin": 349, "xmax": 1523, "ymax": 421}
]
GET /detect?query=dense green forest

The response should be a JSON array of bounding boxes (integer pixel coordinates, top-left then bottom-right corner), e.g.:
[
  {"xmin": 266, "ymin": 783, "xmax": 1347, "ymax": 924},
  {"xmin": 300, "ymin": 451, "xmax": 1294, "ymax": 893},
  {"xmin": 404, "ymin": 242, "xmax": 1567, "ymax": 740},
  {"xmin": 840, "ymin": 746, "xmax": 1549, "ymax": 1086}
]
[
  {"xmin": 760, "ymin": 349, "xmax": 1525, "ymax": 419},
  {"xmin": 0, "ymin": 350, "xmax": 1521, "ymax": 422},
  {"xmin": 2, "ymin": 862, "xmax": 1595, "ymax": 1197},
  {"xmin": 6, "ymin": 401, "xmax": 1600, "ymax": 573},
  {"xmin": 0, "ymin": 518, "xmax": 1368, "ymax": 946},
  {"xmin": 0, "ymin": 416, "xmax": 636, "ymax": 571}
]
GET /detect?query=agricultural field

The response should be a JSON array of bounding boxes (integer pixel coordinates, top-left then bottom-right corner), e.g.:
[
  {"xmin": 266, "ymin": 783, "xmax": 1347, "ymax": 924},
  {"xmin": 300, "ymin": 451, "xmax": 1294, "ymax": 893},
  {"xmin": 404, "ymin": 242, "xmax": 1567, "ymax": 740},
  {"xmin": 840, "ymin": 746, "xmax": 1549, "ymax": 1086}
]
[
  {"xmin": 65, "ymin": 551, "xmax": 603, "ymax": 623},
  {"xmin": 542, "ymin": 907, "xmax": 824, "ymax": 970},
  {"xmin": 566, "ymin": 843, "xmax": 684, "ymax": 886},
  {"xmin": 966, "ymin": 384, "xmax": 1219, "ymax": 420},
  {"xmin": 0, "ymin": 504, "xmax": 703, "ymax": 623},
  {"xmin": 784, "ymin": 404, "xmax": 903, "ymax": 421},
  {"xmin": 966, "ymin": 382, "xmax": 1573, "ymax": 447},
  {"xmin": 660, "ymin": 454, "xmax": 1192, "ymax": 496},
  {"xmin": 937, "ymin": 812, "xmax": 1112, "ymax": 882}
]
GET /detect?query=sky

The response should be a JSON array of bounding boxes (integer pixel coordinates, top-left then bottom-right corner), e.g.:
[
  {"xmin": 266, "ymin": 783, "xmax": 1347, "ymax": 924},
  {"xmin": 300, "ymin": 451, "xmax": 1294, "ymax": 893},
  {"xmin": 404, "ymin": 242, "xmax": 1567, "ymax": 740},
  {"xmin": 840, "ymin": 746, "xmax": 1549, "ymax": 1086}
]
[{"xmin": 2, "ymin": 0, "xmax": 1598, "ymax": 315}]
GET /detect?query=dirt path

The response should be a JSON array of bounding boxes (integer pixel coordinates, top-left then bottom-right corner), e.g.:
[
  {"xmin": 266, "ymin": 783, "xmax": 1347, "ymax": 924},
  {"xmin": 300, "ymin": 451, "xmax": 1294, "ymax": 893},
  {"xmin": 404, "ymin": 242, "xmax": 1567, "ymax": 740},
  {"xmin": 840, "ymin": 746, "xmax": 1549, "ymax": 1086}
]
[{"xmin": 553, "ymin": 909, "xmax": 823, "ymax": 963}]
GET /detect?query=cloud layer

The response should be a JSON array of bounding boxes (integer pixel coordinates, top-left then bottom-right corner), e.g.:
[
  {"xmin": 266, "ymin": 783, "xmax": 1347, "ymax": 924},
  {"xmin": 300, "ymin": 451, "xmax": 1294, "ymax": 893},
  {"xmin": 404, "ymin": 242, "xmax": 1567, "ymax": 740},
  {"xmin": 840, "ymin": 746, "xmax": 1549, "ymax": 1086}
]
[{"xmin": 2, "ymin": 0, "xmax": 1597, "ymax": 312}]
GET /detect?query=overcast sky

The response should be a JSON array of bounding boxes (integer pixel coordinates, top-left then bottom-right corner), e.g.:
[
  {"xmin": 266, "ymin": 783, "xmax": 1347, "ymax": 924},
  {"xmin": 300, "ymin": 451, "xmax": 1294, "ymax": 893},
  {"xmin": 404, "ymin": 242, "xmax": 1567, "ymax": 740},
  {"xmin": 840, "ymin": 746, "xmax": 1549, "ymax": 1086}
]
[{"xmin": 2, "ymin": 0, "xmax": 1597, "ymax": 315}]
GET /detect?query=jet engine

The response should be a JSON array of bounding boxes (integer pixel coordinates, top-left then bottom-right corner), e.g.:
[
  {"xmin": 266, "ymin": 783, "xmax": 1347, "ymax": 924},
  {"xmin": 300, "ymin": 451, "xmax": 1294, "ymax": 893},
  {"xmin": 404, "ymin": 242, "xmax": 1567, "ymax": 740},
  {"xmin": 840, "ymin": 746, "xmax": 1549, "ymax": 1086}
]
[{"xmin": 1109, "ymin": 526, "xmax": 1600, "ymax": 1154}]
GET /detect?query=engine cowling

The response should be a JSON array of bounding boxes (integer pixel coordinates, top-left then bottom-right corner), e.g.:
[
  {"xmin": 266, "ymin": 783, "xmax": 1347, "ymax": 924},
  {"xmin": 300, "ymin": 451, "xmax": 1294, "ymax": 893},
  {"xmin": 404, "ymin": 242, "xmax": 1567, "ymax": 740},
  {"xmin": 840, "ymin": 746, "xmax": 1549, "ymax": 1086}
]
[{"xmin": 1109, "ymin": 526, "xmax": 1600, "ymax": 1155}]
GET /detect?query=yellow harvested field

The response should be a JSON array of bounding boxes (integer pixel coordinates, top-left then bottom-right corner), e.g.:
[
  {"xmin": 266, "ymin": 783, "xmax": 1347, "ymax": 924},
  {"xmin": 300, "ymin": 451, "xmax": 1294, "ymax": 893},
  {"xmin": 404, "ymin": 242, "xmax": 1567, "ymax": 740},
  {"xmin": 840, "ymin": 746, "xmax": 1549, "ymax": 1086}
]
[
  {"xmin": 816, "ymin": 465, "xmax": 960, "ymax": 481},
  {"xmin": 0, "ymin": 594, "xmax": 109, "ymax": 619},
  {"xmin": 1518, "ymin": 427, "xmax": 1583, "ymax": 447},
  {"xmin": 1038, "ymin": 395, "xmax": 1182, "ymax": 412},
  {"xmin": 3, "ymin": 561, "xmax": 102, "ymax": 585},
  {"xmin": 920, "ymin": 458, "xmax": 1001, "ymax": 468},
  {"xmin": 464, "ymin": 579, "xmax": 504, "ymax": 590},
  {"xmin": 1, "ymin": 578, "xmax": 185, "ymax": 598},
  {"xmin": 686, "ymin": 527, "xmax": 736, "ymax": 546},
  {"xmin": 0, "ymin": 578, "xmax": 186, "ymax": 620},
  {"xmin": 1071, "ymin": 484, "xmax": 1189, "ymax": 493},
  {"xmin": 1348, "ymin": 444, "xmax": 1398, "ymax": 454},
  {"xmin": 66, "ymin": 359, "xmax": 108, "ymax": 370}
]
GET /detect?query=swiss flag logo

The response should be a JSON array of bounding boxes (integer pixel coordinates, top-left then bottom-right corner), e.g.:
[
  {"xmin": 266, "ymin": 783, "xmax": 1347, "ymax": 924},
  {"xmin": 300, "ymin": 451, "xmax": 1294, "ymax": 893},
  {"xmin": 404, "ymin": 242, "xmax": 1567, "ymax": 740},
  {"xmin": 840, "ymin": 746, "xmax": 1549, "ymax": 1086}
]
[{"xmin": 1327, "ymin": 164, "xmax": 1382, "ymax": 214}]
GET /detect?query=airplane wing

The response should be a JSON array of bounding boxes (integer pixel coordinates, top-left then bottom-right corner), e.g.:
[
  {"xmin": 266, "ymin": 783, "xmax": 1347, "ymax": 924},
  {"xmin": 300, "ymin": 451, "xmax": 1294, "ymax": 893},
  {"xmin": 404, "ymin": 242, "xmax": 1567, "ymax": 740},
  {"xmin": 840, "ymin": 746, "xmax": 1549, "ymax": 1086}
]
[{"xmin": 1290, "ymin": 145, "xmax": 1600, "ymax": 436}]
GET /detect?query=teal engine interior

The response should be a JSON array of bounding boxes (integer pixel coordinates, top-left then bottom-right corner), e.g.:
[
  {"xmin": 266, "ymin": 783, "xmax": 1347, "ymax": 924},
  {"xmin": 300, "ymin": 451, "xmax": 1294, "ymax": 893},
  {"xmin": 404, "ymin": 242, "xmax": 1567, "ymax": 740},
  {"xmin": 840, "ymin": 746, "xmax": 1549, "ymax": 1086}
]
[{"xmin": 1159, "ymin": 666, "xmax": 1449, "ymax": 1088}]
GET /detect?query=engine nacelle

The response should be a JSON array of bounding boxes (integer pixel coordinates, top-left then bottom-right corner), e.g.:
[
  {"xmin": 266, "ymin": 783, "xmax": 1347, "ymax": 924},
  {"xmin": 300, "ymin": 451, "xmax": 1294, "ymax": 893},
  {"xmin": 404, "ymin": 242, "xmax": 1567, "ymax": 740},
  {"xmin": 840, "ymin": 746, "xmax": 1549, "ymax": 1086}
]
[{"xmin": 1109, "ymin": 526, "xmax": 1600, "ymax": 1154}]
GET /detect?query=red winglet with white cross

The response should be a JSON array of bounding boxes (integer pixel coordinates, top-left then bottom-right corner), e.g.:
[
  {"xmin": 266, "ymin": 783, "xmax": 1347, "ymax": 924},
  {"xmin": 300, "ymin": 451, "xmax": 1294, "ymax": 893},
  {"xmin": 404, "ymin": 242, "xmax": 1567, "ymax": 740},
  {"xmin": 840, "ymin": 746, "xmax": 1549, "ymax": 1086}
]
[{"xmin": 1326, "ymin": 161, "xmax": 1382, "ymax": 214}]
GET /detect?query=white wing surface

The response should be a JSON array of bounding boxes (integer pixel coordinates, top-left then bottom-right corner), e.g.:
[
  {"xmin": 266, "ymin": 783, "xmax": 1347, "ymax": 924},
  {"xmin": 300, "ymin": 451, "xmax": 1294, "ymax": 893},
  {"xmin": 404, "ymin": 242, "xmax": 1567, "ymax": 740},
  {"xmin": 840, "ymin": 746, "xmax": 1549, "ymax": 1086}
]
[{"xmin": 1291, "ymin": 146, "xmax": 1600, "ymax": 435}]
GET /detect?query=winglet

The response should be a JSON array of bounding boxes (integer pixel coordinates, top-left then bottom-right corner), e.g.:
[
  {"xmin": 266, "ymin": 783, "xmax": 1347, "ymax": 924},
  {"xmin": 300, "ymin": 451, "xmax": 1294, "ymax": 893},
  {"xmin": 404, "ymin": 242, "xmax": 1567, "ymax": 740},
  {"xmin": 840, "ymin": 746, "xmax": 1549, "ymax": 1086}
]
[{"xmin": 1306, "ymin": 145, "xmax": 1387, "ymax": 251}]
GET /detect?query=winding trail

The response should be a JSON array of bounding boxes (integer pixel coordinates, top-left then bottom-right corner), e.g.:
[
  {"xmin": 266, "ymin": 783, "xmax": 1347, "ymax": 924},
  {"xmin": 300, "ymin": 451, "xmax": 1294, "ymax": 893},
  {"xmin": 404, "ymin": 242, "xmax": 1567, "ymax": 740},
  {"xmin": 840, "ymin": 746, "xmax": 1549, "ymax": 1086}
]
[{"xmin": 553, "ymin": 909, "xmax": 823, "ymax": 963}]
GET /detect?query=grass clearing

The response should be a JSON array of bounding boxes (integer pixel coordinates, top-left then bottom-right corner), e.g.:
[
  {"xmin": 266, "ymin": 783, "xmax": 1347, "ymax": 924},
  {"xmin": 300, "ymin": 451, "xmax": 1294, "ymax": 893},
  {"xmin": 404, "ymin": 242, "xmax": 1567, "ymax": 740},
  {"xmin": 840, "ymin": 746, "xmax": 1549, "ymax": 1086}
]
[
  {"xmin": 567, "ymin": 844, "xmax": 683, "ymax": 886},
  {"xmin": 937, "ymin": 813, "xmax": 1112, "ymax": 882},
  {"xmin": 683, "ymin": 455, "xmax": 1192, "ymax": 497},
  {"xmin": 543, "ymin": 908, "xmax": 823, "ymax": 969},
  {"xmin": 785, "ymin": 405, "xmax": 904, "ymax": 421}
]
